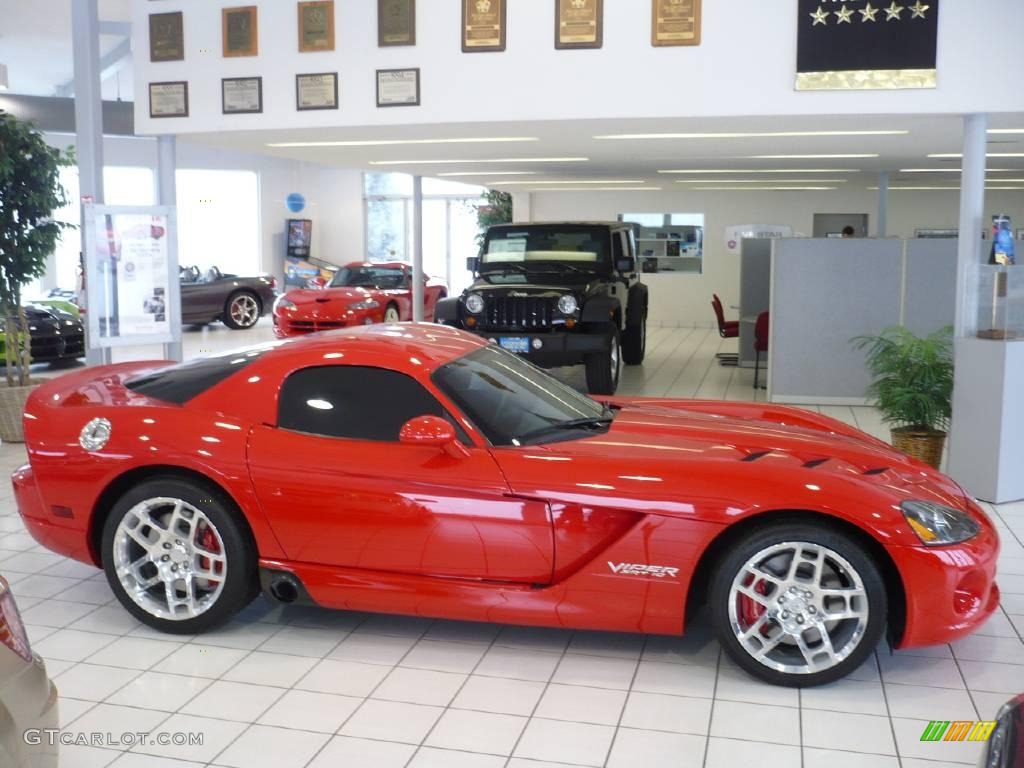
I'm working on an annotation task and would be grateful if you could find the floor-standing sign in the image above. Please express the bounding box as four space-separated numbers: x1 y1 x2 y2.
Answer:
82 204 182 349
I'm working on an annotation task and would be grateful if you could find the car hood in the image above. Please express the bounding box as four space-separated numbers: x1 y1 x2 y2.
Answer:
495 401 971 528
280 287 377 312
469 279 600 298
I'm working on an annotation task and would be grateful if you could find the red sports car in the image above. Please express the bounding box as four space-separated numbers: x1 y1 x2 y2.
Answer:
13 325 999 686
273 261 446 337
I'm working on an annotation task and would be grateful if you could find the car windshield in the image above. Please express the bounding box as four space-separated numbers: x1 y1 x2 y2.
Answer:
331 266 406 289
482 226 609 272
433 346 612 446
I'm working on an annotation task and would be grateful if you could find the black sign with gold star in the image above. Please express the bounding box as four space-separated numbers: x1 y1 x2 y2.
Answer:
797 0 939 90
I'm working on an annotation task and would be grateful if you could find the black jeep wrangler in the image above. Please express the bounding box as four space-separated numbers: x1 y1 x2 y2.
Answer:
435 222 648 394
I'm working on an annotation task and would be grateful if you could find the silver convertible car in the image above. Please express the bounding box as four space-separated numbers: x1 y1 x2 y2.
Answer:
0 576 58 768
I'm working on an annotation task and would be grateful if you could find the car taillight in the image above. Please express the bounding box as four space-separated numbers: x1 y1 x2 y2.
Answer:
269 276 278 290
0 578 32 663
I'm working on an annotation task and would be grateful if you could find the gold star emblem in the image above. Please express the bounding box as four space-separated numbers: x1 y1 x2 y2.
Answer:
809 6 830 26
885 1 904 20
834 4 855 24
860 3 879 21
909 1 930 18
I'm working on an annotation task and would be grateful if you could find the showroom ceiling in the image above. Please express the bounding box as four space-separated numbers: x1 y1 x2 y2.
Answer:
186 113 1024 192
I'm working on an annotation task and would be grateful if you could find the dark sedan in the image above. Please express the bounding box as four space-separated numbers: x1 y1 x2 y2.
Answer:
180 266 278 330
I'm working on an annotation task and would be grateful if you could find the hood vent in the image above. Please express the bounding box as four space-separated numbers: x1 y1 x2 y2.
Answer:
741 450 772 462
803 458 830 469
863 467 889 476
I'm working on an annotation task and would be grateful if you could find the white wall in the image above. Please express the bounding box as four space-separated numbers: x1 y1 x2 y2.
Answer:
132 0 1024 135
530 188 1024 327
43 133 365 286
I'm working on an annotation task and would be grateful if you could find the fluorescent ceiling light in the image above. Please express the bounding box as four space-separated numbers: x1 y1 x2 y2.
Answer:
929 153 1024 158
530 187 659 192
437 171 538 177
868 186 1024 191
683 178 848 183
683 186 838 191
749 154 879 159
900 168 1018 173
490 180 645 186
267 137 538 148
595 130 908 140
658 169 854 174
988 129 1024 135
369 157 589 165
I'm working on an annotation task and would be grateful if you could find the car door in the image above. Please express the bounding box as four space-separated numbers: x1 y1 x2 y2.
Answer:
180 276 224 322
247 364 554 583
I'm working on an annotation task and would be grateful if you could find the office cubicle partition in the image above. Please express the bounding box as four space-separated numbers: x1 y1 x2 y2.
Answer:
739 238 772 369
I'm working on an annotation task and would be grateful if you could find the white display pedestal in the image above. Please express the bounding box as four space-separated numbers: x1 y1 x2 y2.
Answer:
947 337 1024 504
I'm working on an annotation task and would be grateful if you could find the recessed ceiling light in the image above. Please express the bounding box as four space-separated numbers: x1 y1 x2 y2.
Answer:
490 180 645 186
437 171 538 177
530 187 659 192
658 169 855 174
266 137 539 148
928 153 1024 158
748 154 879 159
595 130 908 140
369 157 589 165
684 186 838 191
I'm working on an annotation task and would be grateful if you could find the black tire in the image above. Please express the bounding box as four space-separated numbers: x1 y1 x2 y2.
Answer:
622 309 647 365
223 290 261 330
584 323 621 395
709 521 887 687
101 476 259 634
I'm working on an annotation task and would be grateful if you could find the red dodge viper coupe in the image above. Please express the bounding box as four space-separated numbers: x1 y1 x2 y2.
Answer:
13 325 999 686
273 261 447 337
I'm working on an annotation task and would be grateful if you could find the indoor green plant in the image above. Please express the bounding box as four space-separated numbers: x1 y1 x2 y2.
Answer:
0 110 74 441
851 325 954 469
474 189 513 248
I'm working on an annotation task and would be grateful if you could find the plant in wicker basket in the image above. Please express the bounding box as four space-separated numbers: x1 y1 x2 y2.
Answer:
0 111 75 440
851 326 954 469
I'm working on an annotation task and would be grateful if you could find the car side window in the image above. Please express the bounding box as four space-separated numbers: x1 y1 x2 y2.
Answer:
612 232 625 261
278 365 467 443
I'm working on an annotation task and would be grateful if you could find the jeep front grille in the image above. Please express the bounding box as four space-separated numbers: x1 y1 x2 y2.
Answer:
481 296 555 332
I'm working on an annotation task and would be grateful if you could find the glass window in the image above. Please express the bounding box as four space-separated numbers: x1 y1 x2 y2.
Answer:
126 343 274 404
330 265 406 289
366 199 408 262
364 172 413 196
433 346 609 446
483 225 610 265
620 213 705 276
279 366 456 442
176 169 260 277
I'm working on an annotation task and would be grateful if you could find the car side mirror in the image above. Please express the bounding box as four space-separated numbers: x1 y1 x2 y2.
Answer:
399 415 470 458
466 257 479 273
616 257 636 274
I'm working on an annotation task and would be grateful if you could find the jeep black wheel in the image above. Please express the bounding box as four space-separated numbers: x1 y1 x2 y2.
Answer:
584 324 621 395
623 309 647 365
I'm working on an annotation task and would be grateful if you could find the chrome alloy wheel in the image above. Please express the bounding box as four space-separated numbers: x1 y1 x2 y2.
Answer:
112 497 227 621
610 331 620 375
384 306 401 323
230 294 260 328
728 541 869 675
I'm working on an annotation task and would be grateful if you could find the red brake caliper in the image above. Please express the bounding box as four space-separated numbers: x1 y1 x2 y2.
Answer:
197 523 221 587
738 575 768 629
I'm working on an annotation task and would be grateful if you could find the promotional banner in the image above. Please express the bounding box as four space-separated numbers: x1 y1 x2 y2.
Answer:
724 224 793 254
84 206 177 347
796 0 939 90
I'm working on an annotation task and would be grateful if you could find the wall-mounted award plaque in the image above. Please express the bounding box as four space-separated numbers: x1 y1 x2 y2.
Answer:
378 0 416 47
299 1 335 52
223 6 259 57
462 0 505 52
149 11 184 62
652 0 701 47
556 0 602 50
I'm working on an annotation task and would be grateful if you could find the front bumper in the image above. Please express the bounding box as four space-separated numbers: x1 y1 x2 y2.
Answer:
469 330 608 367
895 498 1001 648
273 309 383 338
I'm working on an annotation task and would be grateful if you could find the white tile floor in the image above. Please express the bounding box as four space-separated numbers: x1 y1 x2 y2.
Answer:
3 321 1022 768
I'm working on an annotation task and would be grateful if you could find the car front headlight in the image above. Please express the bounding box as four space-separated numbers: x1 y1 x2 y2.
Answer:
901 500 981 546
273 296 296 313
465 293 485 314
557 294 578 315
349 300 380 311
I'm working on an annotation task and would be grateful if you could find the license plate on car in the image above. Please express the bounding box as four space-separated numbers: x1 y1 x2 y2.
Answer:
498 337 530 354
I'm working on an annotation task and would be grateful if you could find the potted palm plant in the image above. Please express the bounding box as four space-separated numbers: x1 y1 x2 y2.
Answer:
0 111 75 441
852 326 954 469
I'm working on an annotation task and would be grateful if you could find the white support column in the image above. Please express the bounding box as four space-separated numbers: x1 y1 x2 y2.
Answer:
955 114 988 337
511 192 532 223
157 136 183 362
72 0 109 367
411 175 424 322
876 172 889 238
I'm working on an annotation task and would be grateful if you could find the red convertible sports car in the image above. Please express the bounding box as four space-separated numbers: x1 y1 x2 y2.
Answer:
13 325 999 686
273 261 446 337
